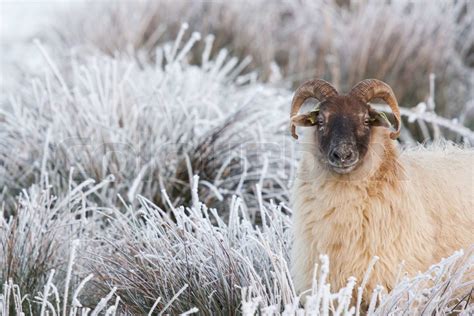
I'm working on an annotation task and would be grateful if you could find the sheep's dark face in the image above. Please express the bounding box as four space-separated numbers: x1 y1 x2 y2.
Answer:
314 96 388 174
290 79 400 174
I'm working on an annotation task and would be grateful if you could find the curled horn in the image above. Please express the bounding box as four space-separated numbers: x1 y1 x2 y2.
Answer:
290 79 338 139
349 79 401 140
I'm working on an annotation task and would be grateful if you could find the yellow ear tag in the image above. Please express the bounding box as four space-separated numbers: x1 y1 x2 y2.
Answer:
307 109 319 125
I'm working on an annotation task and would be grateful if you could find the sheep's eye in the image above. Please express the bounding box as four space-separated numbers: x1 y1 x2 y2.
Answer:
364 117 370 126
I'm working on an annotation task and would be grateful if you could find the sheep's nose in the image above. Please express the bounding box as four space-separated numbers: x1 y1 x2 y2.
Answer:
329 145 358 166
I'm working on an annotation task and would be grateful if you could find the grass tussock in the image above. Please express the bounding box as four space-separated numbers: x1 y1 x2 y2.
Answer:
1 37 293 214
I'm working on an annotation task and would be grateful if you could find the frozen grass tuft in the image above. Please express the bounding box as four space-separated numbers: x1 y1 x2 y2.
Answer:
88 187 293 314
377 248 474 314
1 33 293 216
0 177 112 314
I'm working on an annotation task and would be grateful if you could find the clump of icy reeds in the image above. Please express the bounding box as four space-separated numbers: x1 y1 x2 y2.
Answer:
377 248 474 314
53 0 474 119
1 245 120 316
0 30 294 215
0 177 114 314
89 178 294 314
1 232 121 316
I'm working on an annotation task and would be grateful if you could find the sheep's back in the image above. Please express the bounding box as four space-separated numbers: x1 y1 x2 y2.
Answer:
401 145 474 258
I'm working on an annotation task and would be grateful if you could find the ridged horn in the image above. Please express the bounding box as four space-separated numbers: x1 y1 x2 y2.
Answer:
290 79 338 139
349 79 401 140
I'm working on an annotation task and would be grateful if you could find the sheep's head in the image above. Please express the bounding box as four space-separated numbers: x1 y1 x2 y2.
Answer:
290 79 401 174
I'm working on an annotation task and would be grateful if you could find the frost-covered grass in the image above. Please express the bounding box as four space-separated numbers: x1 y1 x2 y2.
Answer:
89 176 474 315
0 36 293 215
0 178 112 315
1 1 474 315
1 179 473 315
53 0 474 120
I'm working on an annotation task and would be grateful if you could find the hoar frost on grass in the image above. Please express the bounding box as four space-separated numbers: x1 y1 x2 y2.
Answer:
0 177 114 314
1 178 473 315
1 29 294 217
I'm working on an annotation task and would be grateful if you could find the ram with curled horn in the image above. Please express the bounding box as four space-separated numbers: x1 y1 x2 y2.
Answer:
289 78 474 304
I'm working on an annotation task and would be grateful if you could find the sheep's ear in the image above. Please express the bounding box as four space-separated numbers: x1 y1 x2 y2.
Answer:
291 110 320 127
368 108 391 128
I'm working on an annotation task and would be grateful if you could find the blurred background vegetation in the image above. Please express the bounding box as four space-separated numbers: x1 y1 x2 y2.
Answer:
55 0 473 126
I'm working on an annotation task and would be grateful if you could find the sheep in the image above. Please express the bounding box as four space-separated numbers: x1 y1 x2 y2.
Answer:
289 79 474 302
